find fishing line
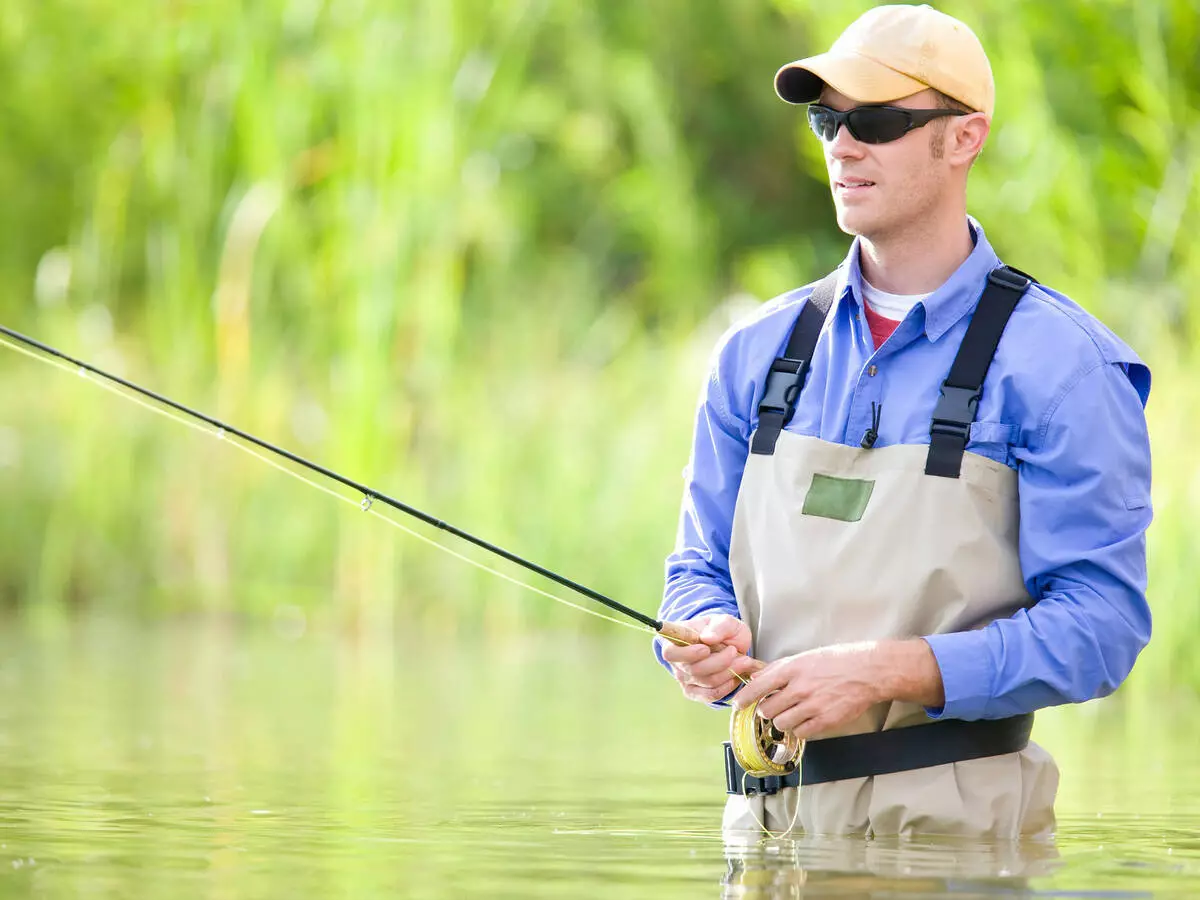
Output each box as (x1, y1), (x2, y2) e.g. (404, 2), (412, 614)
(731, 697), (805, 838)
(0, 329), (647, 632)
(2, 324), (772, 784)
(244, 439), (649, 633)
(740, 766), (803, 839)
(0, 326), (755, 660)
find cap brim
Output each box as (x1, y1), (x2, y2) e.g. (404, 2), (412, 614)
(775, 51), (928, 105)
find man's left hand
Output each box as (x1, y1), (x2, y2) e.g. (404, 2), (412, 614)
(732, 639), (945, 740)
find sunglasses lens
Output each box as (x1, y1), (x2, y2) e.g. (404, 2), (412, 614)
(846, 108), (911, 144)
(807, 106), (838, 141)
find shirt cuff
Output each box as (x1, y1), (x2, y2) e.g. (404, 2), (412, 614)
(921, 630), (995, 721)
(710, 686), (740, 709)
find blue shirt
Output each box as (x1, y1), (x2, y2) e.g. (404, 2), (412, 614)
(657, 219), (1153, 721)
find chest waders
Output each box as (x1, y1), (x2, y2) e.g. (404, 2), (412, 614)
(722, 266), (1059, 838)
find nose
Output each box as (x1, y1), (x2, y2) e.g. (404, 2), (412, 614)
(827, 122), (864, 160)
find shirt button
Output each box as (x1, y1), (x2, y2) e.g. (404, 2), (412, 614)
(867, 365), (878, 377)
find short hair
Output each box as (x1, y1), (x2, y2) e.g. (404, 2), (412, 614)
(929, 90), (977, 160)
(933, 90), (974, 114)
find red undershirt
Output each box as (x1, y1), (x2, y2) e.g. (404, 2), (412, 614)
(863, 301), (901, 349)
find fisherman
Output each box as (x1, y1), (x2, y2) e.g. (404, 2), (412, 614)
(655, 4), (1152, 838)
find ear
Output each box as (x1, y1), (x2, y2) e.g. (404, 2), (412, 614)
(950, 113), (989, 166)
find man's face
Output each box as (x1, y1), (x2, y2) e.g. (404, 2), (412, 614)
(816, 86), (956, 242)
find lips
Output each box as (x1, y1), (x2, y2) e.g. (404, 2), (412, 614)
(835, 178), (876, 190)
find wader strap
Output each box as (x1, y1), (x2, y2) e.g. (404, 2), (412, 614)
(925, 266), (1033, 478)
(750, 272), (839, 456)
(724, 713), (1034, 795)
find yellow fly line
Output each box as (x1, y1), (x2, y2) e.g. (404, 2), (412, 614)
(730, 701), (803, 778)
(0, 331), (646, 633)
(730, 699), (805, 837)
(2, 327), (795, 798)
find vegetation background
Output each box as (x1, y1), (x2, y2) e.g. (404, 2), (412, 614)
(0, 0), (1196, 700)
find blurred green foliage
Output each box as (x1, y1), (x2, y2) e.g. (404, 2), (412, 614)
(0, 1), (1196, 687)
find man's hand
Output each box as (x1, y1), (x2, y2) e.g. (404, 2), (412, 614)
(659, 614), (758, 705)
(732, 639), (946, 739)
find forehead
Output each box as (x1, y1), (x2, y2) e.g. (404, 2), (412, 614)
(817, 84), (938, 109)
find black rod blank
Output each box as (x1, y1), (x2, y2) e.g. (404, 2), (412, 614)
(0, 323), (663, 631)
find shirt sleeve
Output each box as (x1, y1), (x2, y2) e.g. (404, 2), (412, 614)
(653, 348), (751, 675)
(924, 360), (1153, 720)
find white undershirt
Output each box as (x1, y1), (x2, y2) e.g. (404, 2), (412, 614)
(861, 278), (929, 321)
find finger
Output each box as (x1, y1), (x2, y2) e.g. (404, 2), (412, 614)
(731, 663), (787, 708)
(684, 645), (739, 679)
(661, 641), (712, 665)
(673, 660), (737, 692)
(682, 677), (738, 704)
(728, 654), (762, 680)
(755, 684), (810, 721)
(769, 701), (819, 734)
(792, 715), (833, 741)
(698, 615), (739, 644)
(702, 617), (751, 653)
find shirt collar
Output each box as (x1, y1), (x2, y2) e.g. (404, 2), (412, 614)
(836, 216), (1002, 343)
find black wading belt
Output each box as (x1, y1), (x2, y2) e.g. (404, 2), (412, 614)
(724, 713), (1034, 795)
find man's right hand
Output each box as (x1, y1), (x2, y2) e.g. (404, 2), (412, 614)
(658, 614), (757, 704)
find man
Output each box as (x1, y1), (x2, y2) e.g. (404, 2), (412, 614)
(655, 4), (1152, 839)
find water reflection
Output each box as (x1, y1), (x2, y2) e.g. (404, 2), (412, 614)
(721, 834), (1063, 898)
(0, 616), (1195, 898)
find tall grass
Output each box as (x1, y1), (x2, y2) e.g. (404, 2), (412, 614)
(0, 0), (1196, 689)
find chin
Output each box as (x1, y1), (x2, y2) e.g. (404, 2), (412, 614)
(834, 206), (873, 237)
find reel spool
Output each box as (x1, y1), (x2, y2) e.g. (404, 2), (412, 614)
(729, 697), (803, 777)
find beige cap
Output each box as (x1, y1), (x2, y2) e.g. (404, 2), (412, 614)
(775, 4), (994, 117)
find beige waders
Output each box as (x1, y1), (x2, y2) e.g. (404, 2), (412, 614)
(721, 269), (1059, 839)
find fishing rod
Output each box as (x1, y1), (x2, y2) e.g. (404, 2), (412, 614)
(0, 322), (795, 787)
(0, 322), (716, 649)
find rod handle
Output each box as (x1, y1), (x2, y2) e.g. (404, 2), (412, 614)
(657, 620), (766, 675)
(657, 619), (717, 648)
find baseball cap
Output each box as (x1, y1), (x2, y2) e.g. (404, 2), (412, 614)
(774, 4), (994, 117)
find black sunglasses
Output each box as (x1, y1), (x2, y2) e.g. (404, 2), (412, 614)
(807, 104), (968, 145)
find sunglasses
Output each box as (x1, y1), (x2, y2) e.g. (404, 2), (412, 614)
(807, 104), (968, 145)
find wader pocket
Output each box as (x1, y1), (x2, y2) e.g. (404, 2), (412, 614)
(801, 473), (874, 522)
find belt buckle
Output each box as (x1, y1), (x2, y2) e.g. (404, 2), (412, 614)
(724, 741), (789, 796)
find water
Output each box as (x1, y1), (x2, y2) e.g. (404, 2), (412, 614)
(0, 616), (1196, 898)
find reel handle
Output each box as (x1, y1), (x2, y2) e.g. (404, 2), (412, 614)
(657, 620), (766, 674)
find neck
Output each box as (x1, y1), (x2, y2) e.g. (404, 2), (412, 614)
(857, 207), (974, 295)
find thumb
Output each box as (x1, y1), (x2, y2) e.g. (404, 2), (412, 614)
(700, 614), (748, 650)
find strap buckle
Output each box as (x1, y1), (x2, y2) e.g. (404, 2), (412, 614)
(929, 384), (981, 441)
(987, 267), (1032, 292)
(759, 358), (809, 423)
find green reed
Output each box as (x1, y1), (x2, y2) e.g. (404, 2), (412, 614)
(0, 0), (1196, 691)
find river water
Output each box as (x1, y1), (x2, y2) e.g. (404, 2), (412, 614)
(0, 615), (1196, 898)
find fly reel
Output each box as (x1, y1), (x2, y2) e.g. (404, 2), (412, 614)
(653, 620), (802, 777)
(729, 697), (803, 777)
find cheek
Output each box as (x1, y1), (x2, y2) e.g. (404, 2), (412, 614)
(823, 151), (839, 180)
(891, 150), (943, 198)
